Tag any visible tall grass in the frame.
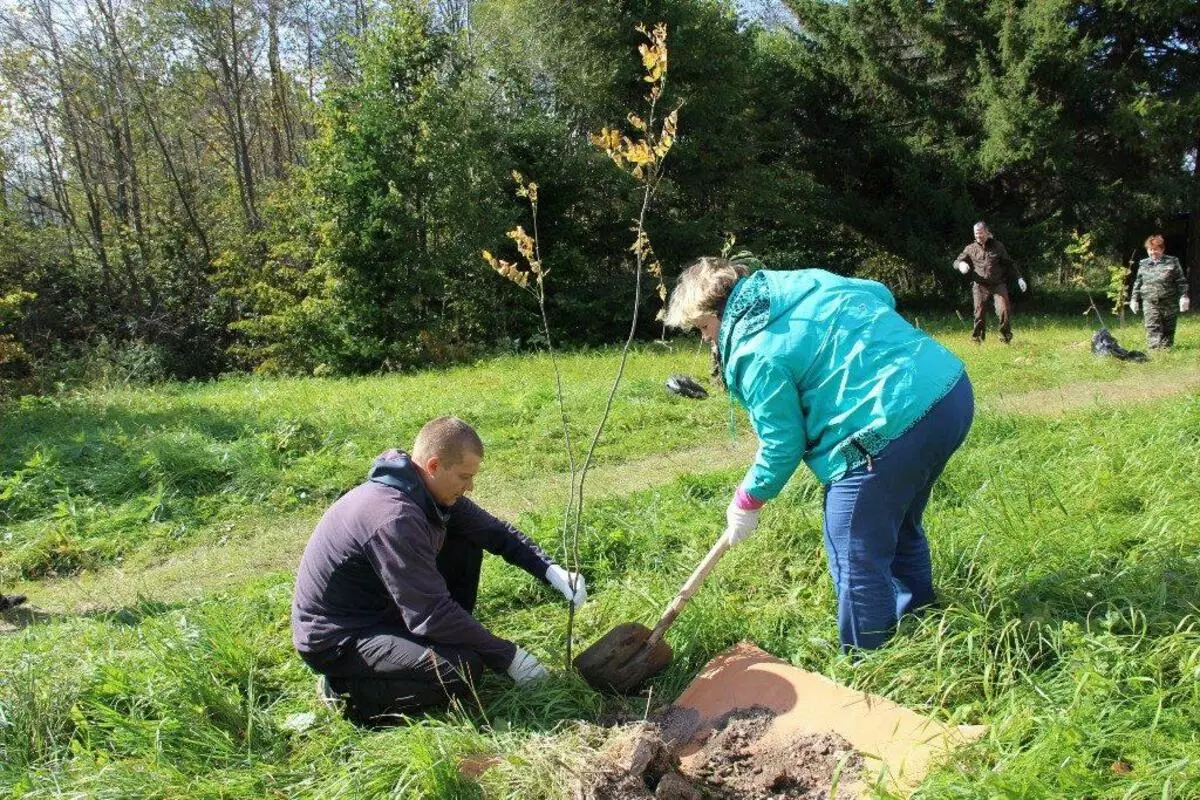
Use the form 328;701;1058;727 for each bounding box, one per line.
3;387;1199;798
2;313;1196;581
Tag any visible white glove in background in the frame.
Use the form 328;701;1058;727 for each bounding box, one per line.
1129;299;1140;315
955;261;970;275
1181;296;1191;313
506;647;549;686
545;564;587;609
723;497;760;547
1018;278;1028;293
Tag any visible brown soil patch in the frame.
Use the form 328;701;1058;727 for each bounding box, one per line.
576;707;862;800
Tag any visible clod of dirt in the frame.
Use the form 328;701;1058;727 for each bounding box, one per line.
654;772;701;800
689;707;863;800
577;721;679;800
648;704;702;749
608;722;673;777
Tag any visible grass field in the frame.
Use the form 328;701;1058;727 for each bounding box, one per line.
2;311;1199;798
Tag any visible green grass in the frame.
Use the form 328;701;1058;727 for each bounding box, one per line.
1;311;1196;582
2;313;1200;797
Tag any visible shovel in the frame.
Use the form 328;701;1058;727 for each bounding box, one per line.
575;536;730;693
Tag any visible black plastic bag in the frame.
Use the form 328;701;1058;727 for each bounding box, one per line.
665;374;708;399
1092;328;1147;362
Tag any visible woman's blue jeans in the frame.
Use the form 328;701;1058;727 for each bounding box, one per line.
822;374;974;651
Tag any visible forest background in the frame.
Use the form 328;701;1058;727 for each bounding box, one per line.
0;0;1197;390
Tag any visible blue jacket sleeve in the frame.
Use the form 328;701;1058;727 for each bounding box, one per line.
737;355;807;501
860;278;896;310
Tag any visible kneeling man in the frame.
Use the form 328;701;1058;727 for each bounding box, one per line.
292;416;585;725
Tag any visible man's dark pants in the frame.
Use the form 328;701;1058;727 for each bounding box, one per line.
972;283;1013;343
301;536;487;725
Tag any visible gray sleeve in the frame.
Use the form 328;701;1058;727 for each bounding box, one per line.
363;516;517;671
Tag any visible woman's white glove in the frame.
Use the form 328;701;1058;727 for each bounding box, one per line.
1017;278;1028;292
1129;299;1140;315
506;647;549;687
1181;296;1191;313
724;498;761;546
545;564;587;609
955;261;970;275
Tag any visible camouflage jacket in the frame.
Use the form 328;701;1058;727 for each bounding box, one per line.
955;239;1023;289
1132;255;1188;305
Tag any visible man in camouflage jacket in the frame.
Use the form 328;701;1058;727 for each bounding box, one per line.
954;222;1027;343
1130;234;1189;349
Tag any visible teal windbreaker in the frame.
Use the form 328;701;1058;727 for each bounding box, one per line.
717;269;965;496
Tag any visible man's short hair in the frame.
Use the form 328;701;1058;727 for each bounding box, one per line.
1144;233;1165;249
973;221;989;232
412;416;483;466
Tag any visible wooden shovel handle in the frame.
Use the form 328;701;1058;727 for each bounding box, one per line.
644;536;730;649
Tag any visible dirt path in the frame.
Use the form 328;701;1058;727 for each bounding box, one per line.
10;437;758;615
11;367;1199;616
982;368;1200;417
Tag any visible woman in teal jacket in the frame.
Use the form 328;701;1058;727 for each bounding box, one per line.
665;258;974;650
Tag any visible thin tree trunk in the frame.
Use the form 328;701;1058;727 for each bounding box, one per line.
266;0;295;175
1187;120;1200;305
37;0;114;295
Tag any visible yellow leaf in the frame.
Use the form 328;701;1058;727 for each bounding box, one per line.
624;141;655;165
640;44;660;72
628;113;647;132
507;226;536;260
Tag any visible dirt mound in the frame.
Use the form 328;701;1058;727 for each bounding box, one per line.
576;707;863;800
691;707;863;799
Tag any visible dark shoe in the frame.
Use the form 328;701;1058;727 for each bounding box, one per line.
0;594;27;612
316;675;343;711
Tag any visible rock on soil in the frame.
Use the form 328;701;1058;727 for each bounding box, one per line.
576;706;863;800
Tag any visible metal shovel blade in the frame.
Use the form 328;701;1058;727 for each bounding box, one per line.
574;622;674;693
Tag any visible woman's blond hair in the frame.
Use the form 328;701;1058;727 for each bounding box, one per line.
1144;233;1165;249
663;257;749;330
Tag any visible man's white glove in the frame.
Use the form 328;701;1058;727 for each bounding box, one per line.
506;647;549;687
1129;299;1140;315
724;497;760;547
955;261;970;275
1181;296;1191;313
1018;278;1028;293
545;564;587;609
